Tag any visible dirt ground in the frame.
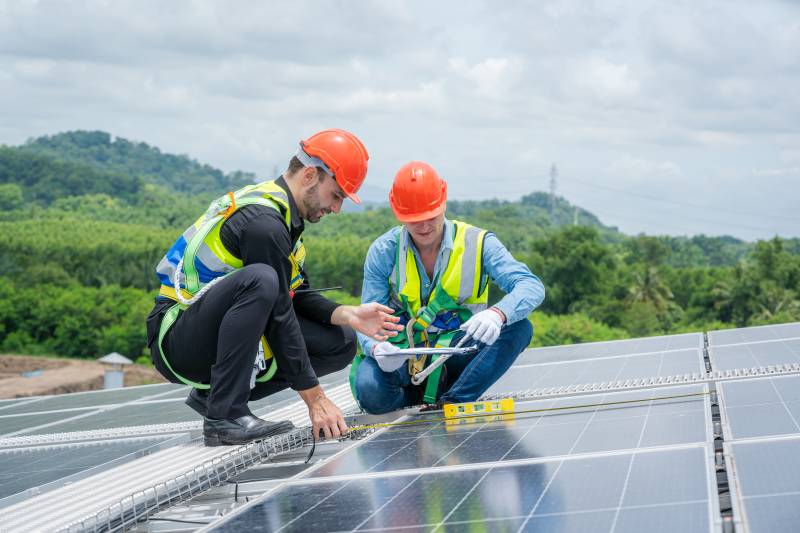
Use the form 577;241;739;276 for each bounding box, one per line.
0;354;167;399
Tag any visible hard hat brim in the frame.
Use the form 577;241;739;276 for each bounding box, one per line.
345;190;361;204
392;201;446;223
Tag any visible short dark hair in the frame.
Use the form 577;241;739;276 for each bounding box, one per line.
287;156;327;180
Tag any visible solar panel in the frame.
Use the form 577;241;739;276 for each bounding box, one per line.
310;385;710;478
489;348;703;394
0;436;175;503
0;409;98;437
209;446;716;533
727;437;800;533
12;322;800;532
0;398;38;411
16;400;201;436
709;338;800;371
0;383;181;416
515;333;702;365
708;322;800;346
719;375;800;440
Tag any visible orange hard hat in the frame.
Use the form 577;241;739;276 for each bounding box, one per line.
389;161;448;222
299;129;369;204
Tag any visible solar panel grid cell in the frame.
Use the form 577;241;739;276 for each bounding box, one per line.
727;437;800;533
489;349;703;396
709;338;800;371
709;323;800;346
0;436;174;502
208;447;715;533
719;375;800;440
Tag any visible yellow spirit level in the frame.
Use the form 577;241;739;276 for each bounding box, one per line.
443;398;515;419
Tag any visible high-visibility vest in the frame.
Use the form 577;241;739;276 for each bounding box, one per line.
390;220;490;338
350;220;489;404
156;180;306;300
154;180;305;389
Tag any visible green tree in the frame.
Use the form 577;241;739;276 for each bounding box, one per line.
530;226;616;314
0;183;23;210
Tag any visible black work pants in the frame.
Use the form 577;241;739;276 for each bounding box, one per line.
147;264;355;419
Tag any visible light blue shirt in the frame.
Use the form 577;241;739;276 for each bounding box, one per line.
358;218;545;356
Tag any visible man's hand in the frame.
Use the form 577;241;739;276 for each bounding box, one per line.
460;307;505;345
332;303;403;341
298;385;348;441
372;341;408;372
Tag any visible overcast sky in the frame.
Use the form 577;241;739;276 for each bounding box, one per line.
1;0;798;241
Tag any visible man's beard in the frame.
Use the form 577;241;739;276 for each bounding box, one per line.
303;183;323;223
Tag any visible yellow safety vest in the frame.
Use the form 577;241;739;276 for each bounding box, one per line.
390;220;490;337
154;180;305;389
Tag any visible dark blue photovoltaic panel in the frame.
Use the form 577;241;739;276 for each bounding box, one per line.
310;385;708;478
209;447;712;533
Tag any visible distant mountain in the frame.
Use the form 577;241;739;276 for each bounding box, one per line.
21;131;255;196
4;130;790;268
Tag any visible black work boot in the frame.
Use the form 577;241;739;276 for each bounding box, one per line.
185;388;209;417
203;415;295;446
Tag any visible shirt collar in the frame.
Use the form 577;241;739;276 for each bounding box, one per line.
441;218;455;253
275;176;304;236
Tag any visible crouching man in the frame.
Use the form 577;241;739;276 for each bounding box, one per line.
351;161;545;413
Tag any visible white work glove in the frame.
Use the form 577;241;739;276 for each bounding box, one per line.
372;341;408;372
460;308;504;346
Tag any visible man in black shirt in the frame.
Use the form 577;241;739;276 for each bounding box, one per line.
147;129;402;446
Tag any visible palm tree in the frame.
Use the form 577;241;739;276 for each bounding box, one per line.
627;266;673;313
752;283;800;323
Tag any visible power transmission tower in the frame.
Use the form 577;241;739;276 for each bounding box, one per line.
272;165;279;179
549;163;558;221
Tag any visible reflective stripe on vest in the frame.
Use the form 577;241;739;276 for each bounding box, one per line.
155;180;306;297
391;220;489;334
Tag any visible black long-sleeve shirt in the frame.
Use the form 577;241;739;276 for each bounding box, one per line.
151;177;340;390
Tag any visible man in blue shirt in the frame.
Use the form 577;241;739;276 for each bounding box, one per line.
353;161;545;413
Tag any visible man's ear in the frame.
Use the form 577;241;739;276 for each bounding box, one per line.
301;166;319;186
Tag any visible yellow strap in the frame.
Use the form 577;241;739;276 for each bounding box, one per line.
159;284;194;302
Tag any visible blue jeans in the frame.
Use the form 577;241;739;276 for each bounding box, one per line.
355;319;533;414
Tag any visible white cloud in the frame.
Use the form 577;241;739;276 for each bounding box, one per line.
608;155;683;183
0;0;797;239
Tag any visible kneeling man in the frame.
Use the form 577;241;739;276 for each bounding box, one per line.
352;161;545;413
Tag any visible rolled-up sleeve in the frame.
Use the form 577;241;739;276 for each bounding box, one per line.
357;229;398;356
482;233;545;324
